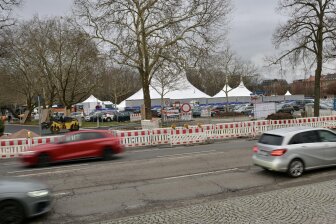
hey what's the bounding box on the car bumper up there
[25,194,52,217]
[252,154,288,172]
[20,155,38,166]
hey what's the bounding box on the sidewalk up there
[99,179,336,224]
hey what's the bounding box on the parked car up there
[241,106,254,115]
[0,177,52,223]
[305,103,332,110]
[252,126,336,177]
[70,112,84,121]
[101,110,118,122]
[19,130,124,167]
[85,111,103,122]
[276,104,296,114]
[294,99,314,110]
[192,107,202,117]
[114,111,132,122]
[234,105,251,113]
[151,108,161,117]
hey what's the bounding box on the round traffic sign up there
[181,103,191,112]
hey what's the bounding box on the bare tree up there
[272,0,336,116]
[0,26,41,121]
[151,61,185,109]
[74,0,232,119]
[1,17,103,117]
[95,66,141,104]
[28,17,103,114]
[187,49,236,96]
[0,0,21,29]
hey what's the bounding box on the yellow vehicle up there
[50,117,79,134]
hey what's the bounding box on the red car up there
[20,130,124,167]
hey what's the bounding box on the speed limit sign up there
[181,103,191,112]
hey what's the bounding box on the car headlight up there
[27,190,49,197]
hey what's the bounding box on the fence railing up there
[2,116,336,159]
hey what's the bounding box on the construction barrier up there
[0,135,61,158]
[130,113,142,122]
[3,115,336,158]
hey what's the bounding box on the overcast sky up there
[14,0,312,82]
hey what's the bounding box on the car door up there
[288,131,325,168]
[56,133,82,161]
[75,132,106,158]
[317,130,336,165]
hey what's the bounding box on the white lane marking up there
[156,150,217,158]
[53,192,72,197]
[10,152,228,177]
[16,168,87,177]
[128,148,164,153]
[2,162,20,166]
[8,163,89,174]
[163,168,239,180]
[162,152,227,160]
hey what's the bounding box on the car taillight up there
[271,149,287,156]
[252,146,258,153]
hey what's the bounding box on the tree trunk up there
[314,18,324,117]
[142,82,152,119]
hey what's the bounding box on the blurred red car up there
[20,130,124,167]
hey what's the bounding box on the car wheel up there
[37,153,51,167]
[287,159,304,177]
[106,118,112,122]
[50,126,60,134]
[73,124,79,131]
[102,148,114,161]
[0,200,25,224]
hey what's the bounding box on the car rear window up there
[258,134,284,146]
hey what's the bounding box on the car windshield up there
[258,134,284,146]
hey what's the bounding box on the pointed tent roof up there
[127,86,162,100]
[165,78,210,99]
[82,95,102,103]
[229,81,252,97]
[213,84,232,98]
[285,90,292,96]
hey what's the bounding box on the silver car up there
[252,126,336,177]
[0,177,52,224]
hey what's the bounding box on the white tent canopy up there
[80,95,115,114]
[285,90,292,96]
[213,84,232,98]
[165,78,210,99]
[127,86,162,100]
[82,95,102,103]
[117,100,126,110]
[229,81,252,97]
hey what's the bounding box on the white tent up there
[213,84,232,98]
[80,95,103,115]
[117,100,126,111]
[127,86,162,100]
[285,90,292,96]
[82,95,102,104]
[165,78,210,99]
[229,81,252,97]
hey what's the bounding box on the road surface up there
[1,139,336,223]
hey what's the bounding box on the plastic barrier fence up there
[2,116,336,158]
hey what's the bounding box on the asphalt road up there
[2,139,336,223]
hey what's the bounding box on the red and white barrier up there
[0,136,61,158]
[130,113,142,122]
[3,115,336,159]
[170,128,207,145]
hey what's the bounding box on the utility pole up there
[38,96,42,136]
